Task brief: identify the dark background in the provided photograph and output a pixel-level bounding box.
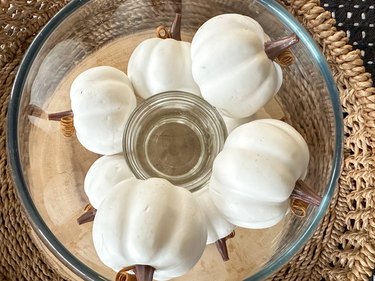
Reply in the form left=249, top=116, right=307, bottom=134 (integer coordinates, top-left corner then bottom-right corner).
left=321, top=0, right=375, bottom=82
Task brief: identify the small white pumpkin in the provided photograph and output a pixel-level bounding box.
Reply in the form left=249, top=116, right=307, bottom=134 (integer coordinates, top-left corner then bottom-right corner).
left=84, top=154, right=134, bottom=209
left=127, top=14, right=200, bottom=99
left=70, top=66, right=136, bottom=155
left=92, top=177, right=207, bottom=281
left=127, top=38, right=200, bottom=99
left=193, top=187, right=234, bottom=245
left=191, top=14, right=283, bottom=118
left=209, top=119, right=309, bottom=228
left=193, top=186, right=235, bottom=261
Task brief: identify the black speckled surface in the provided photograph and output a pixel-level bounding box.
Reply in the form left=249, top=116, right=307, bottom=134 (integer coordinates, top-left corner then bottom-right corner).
left=321, top=0, right=375, bottom=82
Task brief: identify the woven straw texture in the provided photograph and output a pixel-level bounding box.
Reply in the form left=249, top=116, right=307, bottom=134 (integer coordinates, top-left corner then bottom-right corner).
left=0, top=2, right=71, bottom=281
left=1, top=0, right=375, bottom=280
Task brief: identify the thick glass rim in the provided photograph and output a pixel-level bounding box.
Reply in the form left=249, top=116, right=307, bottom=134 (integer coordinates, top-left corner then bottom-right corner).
left=6, top=0, right=343, bottom=280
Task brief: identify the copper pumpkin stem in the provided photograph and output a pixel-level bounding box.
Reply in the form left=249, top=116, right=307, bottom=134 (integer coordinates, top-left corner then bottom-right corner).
left=264, top=34, right=299, bottom=61
left=155, top=13, right=182, bottom=41
left=169, top=13, right=182, bottom=41
left=116, top=266, right=137, bottom=281
left=215, top=231, right=236, bottom=262
left=77, top=203, right=97, bottom=225
left=156, top=25, right=170, bottom=39
left=290, top=198, right=308, bottom=217
left=290, top=179, right=322, bottom=207
left=60, top=115, right=75, bottom=137
left=47, top=110, right=75, bottom=137
left=135, top=265, right=155, bottom=281
left=275, top=49, right=295, bottom=67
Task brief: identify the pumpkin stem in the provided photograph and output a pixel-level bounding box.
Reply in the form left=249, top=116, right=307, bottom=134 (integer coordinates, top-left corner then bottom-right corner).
left=116, top=267, right=137, bottom=281
left=290, top=179, right=321, bottom=207
left=48, top=110, right=75, bottom=137
left=215, top=238, right=229, bottom=261
left=215, top=231, right=235, bottom=261
left=77, top=203, right=97, bottom=225
left=264, top=34, right=299, bottom=61
left=135, top=265, right=155, bottom=281
left=60, top=115, right=75, bottom=137
left=170, top=13, right=182, bottom=41
left=48, top=110, right=73, bottom=121
left=290, top=198, right=308, bottom=217
left=275, top=49, right=295, bottom=67
left=156, top=25, right=170, bottom=39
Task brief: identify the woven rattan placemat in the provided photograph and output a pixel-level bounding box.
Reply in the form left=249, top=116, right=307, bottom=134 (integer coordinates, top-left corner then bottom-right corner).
left=1, top=0, right=375, bottom=280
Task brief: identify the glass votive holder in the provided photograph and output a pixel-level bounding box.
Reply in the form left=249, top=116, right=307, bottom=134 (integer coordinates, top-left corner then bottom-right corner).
left=123, top=91, right=227, bottom=192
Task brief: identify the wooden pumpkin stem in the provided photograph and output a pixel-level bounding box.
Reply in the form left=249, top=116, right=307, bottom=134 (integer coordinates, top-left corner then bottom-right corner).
left=170, top=13, right=182, bottom=41
left=215, top=238, right=229, bottom=262
left=264, top=34, right=299, bottom=61
left=135, top=265, right=155, bottom=281
left=48, top=110, right=73, bottom=121
left=77, top=203, right=97, bottom=225
left=215, top=231, right=235, bottom=262
left=291, top=179, right=322, bottom=207
left=290, top=198, right=308, bottom=217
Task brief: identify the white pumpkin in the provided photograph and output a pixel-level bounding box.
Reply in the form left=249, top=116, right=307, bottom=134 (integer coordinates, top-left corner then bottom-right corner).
left=193, top=187, right=235, bottom=261
left=209, top=119, right=309, bottom=228
left=127, top=38, right=200, bottom=99
left=84, top=154, right=134, bottom=209
left=70, top=66, right=136, bottom=155
left=92, top=177, right=207, bottom=281
left=193, top=187, right=234, bottom=245
left=191, top=14, right=283, bottom=118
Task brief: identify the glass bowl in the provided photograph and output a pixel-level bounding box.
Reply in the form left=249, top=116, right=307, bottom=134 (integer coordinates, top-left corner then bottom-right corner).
left=7, top=0, right=343, bottom=281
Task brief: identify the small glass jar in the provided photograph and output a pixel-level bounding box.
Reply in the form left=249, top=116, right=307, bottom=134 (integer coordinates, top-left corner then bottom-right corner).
left=123, top=91, right=227, bottom=192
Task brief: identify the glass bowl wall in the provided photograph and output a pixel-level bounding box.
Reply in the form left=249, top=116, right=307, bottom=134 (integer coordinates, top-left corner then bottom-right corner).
left=7, top=0, right=343, bottom=281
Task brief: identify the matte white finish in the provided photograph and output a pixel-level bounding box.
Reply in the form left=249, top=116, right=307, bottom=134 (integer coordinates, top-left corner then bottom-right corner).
left=92, top=178, right=207, bottom=280
left=191, top=14, right=282, bottom=118
left=209, top=119, right=309, bottom=228
left=84, top=155, right=134, bottom=209
left=70, top=66, right=136, bottom=155
left=193, top=187, right=235, bottom=244
left=128, top=38, right=200, bottom=99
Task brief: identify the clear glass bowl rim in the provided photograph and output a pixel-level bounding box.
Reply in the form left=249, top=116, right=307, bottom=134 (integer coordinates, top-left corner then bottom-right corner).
left=6, top=0, right=343, bottom=280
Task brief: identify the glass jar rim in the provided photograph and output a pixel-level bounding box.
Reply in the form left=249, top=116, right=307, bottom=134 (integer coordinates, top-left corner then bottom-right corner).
left=123, top=90, right=228, bottom=192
